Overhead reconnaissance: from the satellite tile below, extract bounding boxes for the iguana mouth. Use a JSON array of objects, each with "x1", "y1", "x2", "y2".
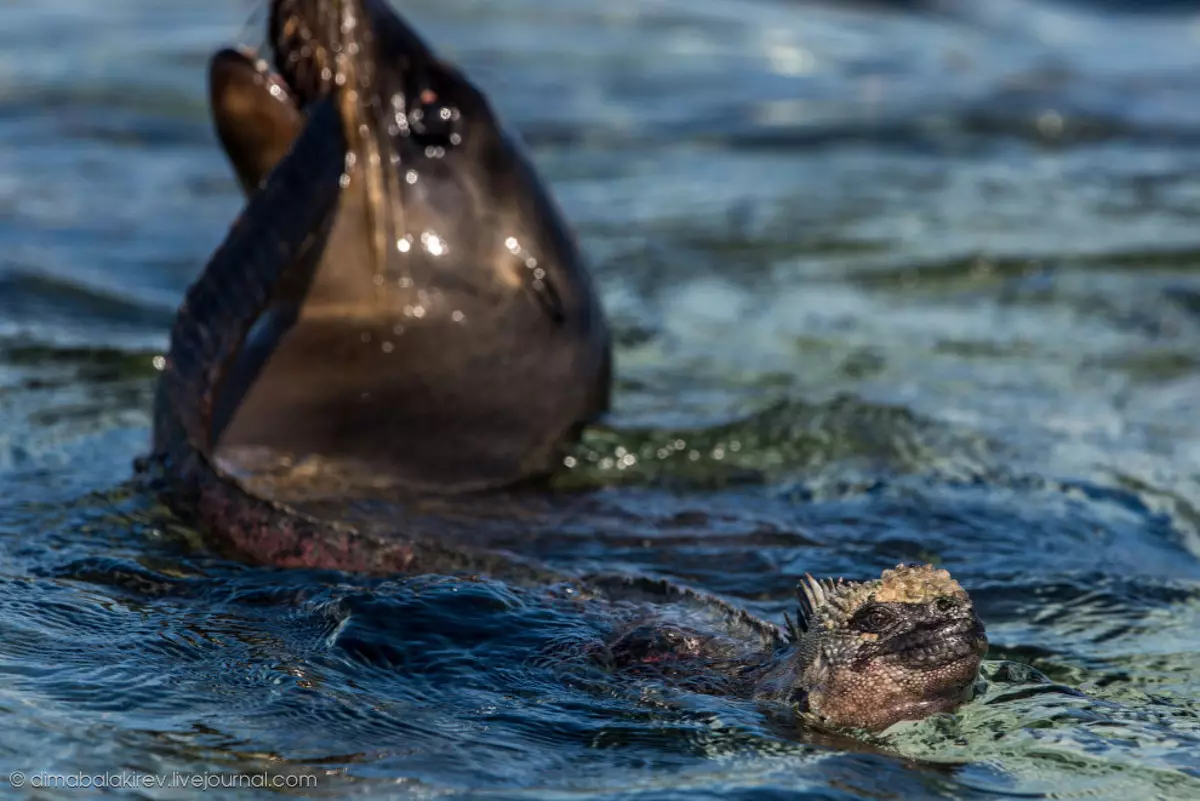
[{"x1": 885, "y1": 616, "x2": 988, "y2": 670}]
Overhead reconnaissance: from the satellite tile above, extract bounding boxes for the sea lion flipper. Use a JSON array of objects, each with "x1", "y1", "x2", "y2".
[{"x1": 209, "y1": 47, "x2": 304, "y2": 195}]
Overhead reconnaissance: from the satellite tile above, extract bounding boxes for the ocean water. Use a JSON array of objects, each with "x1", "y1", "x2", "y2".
[{"x1": 0, "y1": 0, "x2": 1198, "y2": 797}]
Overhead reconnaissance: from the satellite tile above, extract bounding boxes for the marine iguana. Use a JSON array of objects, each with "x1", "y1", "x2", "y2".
[
  {"x1": 589, "y1": 563, "x2": 987, "y2": 732},
  {"x1": 145, "y1": 1, "x2": 988, "y2": 734}
]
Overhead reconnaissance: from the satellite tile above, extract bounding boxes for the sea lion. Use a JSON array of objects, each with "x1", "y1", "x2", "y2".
[
  {"x1": 147, "y1": 0, "x2": 608, "y2": 572},
  {"x1": 205, "y1": 0, "x2": 610, "y2": 496},
  {"x1": 147, "y1": 4, "x2": 991, "y2": 734}
]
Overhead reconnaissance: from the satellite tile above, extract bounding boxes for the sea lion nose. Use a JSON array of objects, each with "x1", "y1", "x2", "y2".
[
  {"x1": 268, "y1": 0, "x2": 338, "y2": 105},
  {"x1": 266, "y1": 0, "x2": 467, "y2": 158},
  {"x1": 267, "y1": 1, "x2": 427, "y2": 97}
]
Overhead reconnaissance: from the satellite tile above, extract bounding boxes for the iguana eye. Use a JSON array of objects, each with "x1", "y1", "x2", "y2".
[
  {"x1": 851, "y1": 604, "x2": 894, "y2": 633},
  {"x1": 933, "y1": 596, "x2": 955, "y2": 614}
]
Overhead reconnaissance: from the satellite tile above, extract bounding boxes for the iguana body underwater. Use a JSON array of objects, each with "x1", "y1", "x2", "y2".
[
  {"x1": 145, "y1": 0, "x2": 988, "y2": 734},
  {"x1": 592, "y1": 563, "x2": 987, "y2": 732}
]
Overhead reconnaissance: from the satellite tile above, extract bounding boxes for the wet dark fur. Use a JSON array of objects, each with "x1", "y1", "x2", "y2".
[
  {"x1": 215, "y1": 0, "x2": 609, "y2": 494},
  {"x1": 149, "y1": 0, "x2": 610, "y2": 570},
  {"x1": 144, "y1": 2, "x2": 986, "y2": 733}
]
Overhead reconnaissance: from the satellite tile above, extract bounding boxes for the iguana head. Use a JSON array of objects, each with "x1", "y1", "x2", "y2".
[{"x1": 774, "y1": 563, "x2": 987, "y2": 732}]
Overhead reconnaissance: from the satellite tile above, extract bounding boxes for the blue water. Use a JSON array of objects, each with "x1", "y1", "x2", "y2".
[{"x1": 1, "y1": 0, "x2": 1199, "y2": 797}]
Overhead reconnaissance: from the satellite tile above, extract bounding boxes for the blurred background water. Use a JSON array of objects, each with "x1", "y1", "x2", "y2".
[{"x1": 1, "y1": 0, "x2": 1199, "y2": 797}]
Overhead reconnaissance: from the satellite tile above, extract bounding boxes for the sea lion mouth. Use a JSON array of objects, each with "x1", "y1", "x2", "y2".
[
  {"x1": 268, "y1": 0, "x2": 371, "y2": 107},
  {"x1": 264, "y1": 0, "x2": 490, "y2": 272},
  {"x1": 267, "y1": 0, "x2": 460, "y2": 130}
]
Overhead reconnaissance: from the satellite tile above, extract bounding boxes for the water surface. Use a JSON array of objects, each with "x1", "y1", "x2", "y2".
[{"x1": 1, "y1": 0, "x2": 1199, "y2": 798}]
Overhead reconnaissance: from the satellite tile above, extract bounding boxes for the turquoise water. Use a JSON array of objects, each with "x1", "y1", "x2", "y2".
[{"x1": 0, "y1": 0, "x2": 1198, "y2": 797}]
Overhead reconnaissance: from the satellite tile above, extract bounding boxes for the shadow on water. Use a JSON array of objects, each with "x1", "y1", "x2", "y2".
[{"x1": 1, "y1": 0, "x2": 1199, "y2": 798}]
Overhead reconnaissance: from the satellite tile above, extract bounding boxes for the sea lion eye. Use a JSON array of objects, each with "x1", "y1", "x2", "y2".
[
  {"x1": 408, "y1": 89, "x2": 461, "y2": 149},
  {"x1": 851, "y1": 604, "x2": 894, "y2": 633}
]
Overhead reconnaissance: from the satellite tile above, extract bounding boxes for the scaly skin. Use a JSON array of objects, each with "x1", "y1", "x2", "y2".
[
  {"x1": 144, "y1": 4, "x2": 987, "y2": 733},
  {"x1": 599, "y1": 564, "x2": 988, "y2": 732}
]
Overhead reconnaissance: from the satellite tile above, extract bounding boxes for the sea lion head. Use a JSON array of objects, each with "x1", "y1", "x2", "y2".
[
  {"x1": 204, "y1": 0, "x2": 610, "y2": 493},
  {"x1": 222, "y1": 0, "x2": 591, "y2": 319}
]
